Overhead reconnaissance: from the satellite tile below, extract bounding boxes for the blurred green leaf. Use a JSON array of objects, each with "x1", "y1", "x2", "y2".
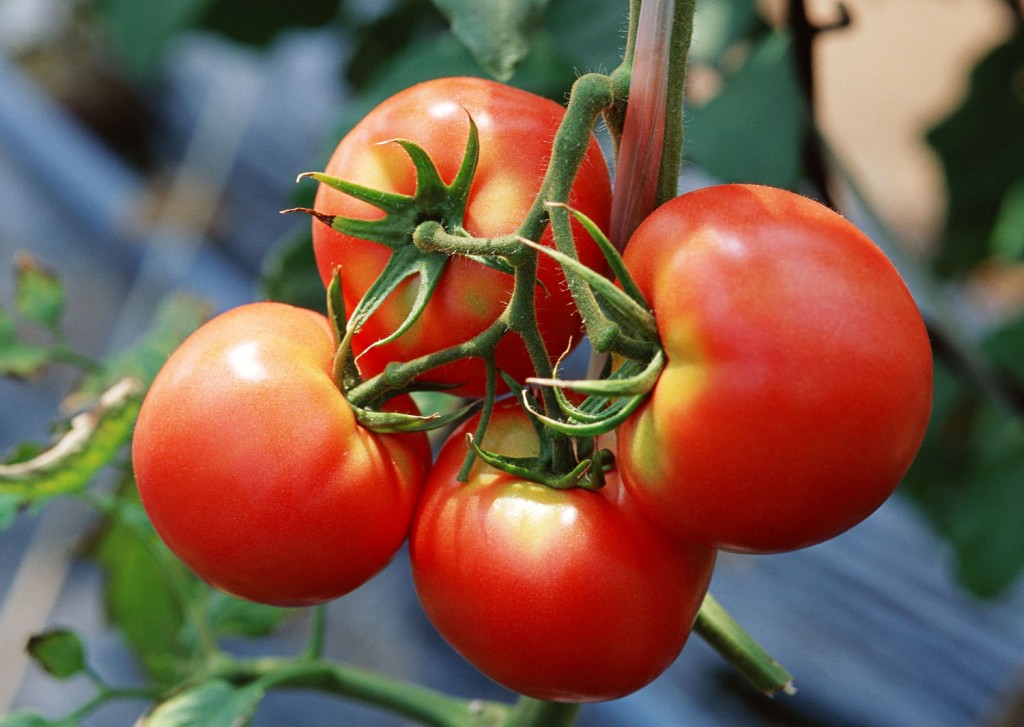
[
  {"x1": 985, "y1": 314, "x2": 1024, "y2": 390},
  {"x1": 991, "y1": 176, "x2": 1024, "y2": 261},
  {"x1": 260, "y1": 228, "x2": 327, "y2": 315},
  {"x1": 431, "y1": 0, "x2": 552, "y2": 81},
  {"x1": 0, "y1": 308, "x2": 51, "y2": 378},
  {"x1": 0, "y1": 492, "x2": 20, "y2": 530},
  {"x1": 92, "y1": 495, "x2": 195, "y2": 686},
  {"x1": 0, "y1": 711, "x2": 75, "y2": 727},
  {"x1": 207, "y1": 592, "x2": 288, "y2": 639},
  {"x1": 15, "y1": 255, "x2": 64, "y2": 335},
  {"x1": 93, "y1": 0, "x2": 215, "y2": 79},
  {"x1": 26, "y1": 630, "x2": 87, "y2": 680},
  {"x1": 198, "y1": 0, "x2": 340, "y2": 46},
  {"x1": 926, "y1": 28, "x2": 1024, "y2": 277},
  {"x1": 343, "y1": 0, "x2": 448, "y2": 91},
  {"x1": 0, "y1": 379, "x2": 141, "y2": 505},
  {"x1": 946, "y1": 451, "x2": 1024, "y2": 597},
  {"x1": 545, "y1": 0, "x2": 627, "y2": 73},
  {"x1": 686, "y1": 32, "x2": 805, "y2": 188},
  {"x1": 690, "y1": 0, "x2": 762, "y2": 63},
  {"x1": 142, "y1": 679, "x2": 264, "y2": 727},
  {"x1": 94, "y1": 0, "x2": 340, "y2": 79},
  {"x1": 904, "y1": 315, "x2": 1024, "y2": 597}
]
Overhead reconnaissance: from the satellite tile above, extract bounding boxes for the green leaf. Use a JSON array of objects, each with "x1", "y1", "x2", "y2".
[
  {"x1": 142, "y1": 679, "x2": 264, "y2": 727},
  {"x1": 431, "y1": 0, "x2": 553, "y2": 81},
  {"x1": 903, "y1": 316, "x2": 1024, "y2": 597},
  {"x1": 197, "y1": 0, "x2": 338, "y2": 46},
  {"x1": 0, "y1": 379, "x2": 141, "y2": 504},
  {"x1": 260, "y1": 228, "x2": 327, "y2": 315},
  {"x1": 545, "y1": 0, "x2": 626, "y2": 73},
  {"x1": 15, "y1": 255, "x2": 64, "y2": 334},
  {"x1": 0, "y1": 491, "x2": 20, "y2": 530},
  {"x1": 93, "y1": 0, "x2": 214, "y2": 79},
  {"x1": 26, "y1": 629, "x2": 87, "y2": 680},
  {"x1": 686, "y1": 31, "x2": 805, "y2": 188},
  {"x1": 0, "y1": 711, "x2": 74, "y2": 727},
  {"x1": 689, "y1": 0, "x2": 762, "y2": 63},
  {"x1": 0, "y1": 309, "x2": 52, "y2": 378},
  {"x1": 946, "y1": 453, "x2": 1024, "y2": 597},
  {"x1": 927, "y1": 29, "x2": 1024, "y2": 277},
  {"x1": 91, "y1": 496, "x2": 195, "y2": 686},
  {"x1": 207, "y1": 592, "x2": 288, "y2": 639},
  {"x1": 991, "y1": 176, "x2": 1024, "y2": 261}
]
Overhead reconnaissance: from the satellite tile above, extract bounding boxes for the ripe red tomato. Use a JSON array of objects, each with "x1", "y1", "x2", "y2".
[
  {"x1": 132, "y1": 302, "x2": 430, "y2": 606},
  {"x1": 409, "y1": 403, "x2": 716, "y2": 702},
  {"x1": 617, "y1": 184, "x2": 933, "y2": 553},
  {"x1": 312, "y1": 76, "x2": 612, "y2": 396}
]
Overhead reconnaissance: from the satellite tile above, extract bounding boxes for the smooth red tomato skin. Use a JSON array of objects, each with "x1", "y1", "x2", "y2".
[
  {"x1": 410, "y1": 404, "x2": 716, "y2": 702},
  {"x1": 312, "y1": 77, "x2": 612, "y2": 395},
  {"x1": 617, "y1": 184, "x2": 933, "y2": 554},
  {"x1": 132, "y1": 302, "x2": 430, "y2": 606}
]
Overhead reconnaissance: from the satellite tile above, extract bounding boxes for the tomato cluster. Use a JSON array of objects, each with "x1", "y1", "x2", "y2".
[{"x1": 131, "y1": 77, "x2": 932, "y2": 703}]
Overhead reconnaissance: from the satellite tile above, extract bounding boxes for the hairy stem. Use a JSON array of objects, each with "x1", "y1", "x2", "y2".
[{"x1": 657, "y1": 0, "x2": 697, "y2": 206}]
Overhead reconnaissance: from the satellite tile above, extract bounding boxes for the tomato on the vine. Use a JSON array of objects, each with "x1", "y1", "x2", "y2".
[
  {"x1": 312, "y1": 76, "x2": 612, "y2": 396},
  {"x1": 132, "y1": 302, "x2": 430, "y2": 606},
  {"x1": 616, "y1": 184, "x2": 933, "y2": 554},
  {"x1": 409, "y1": 403, "x2": 716, "y2": 702}
]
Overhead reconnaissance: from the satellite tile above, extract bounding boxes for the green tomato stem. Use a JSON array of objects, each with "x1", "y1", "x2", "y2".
[
  {"x1": 302, "y1": 605, "x2": 327, "y2": 660},
  {"x1": 414, "y1": 221, "x2": 527, "y2": 263},
  {"x1": 345, "y1": 318, "x2": 508, "y2": 407},
  {"x1": 694, "y1": 594, "x2": 795, "y2": 695},
  {"x1": 212, "y1": 656, "x2": 510, "y2": 727},
  {"x1": 504, "y1": 698, "x2": 581, "y2": 727}
]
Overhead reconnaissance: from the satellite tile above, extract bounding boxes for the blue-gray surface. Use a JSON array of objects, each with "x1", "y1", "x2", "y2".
[{"x1": 2, "y1": 31, "x2": 1023, "y2": 727}]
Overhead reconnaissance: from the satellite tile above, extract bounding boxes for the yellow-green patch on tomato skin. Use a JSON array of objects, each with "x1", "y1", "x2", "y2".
[
  {"x1": 617, "y1": 184, "x2": 933, "y2": 554},
  {"x1": 410, "y1": 403, "x2": 716, "y2": 703},
  {"x1": 132, "y1": 302, "x2": 431, "y2": 606}
]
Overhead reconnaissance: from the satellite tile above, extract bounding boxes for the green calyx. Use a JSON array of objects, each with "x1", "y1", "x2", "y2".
[
  {"x1": 293, "y1": 117, "x2": 484, "y2": 364},
  {"x1": 513, "y1": 203, "x2": 666, "y2": 441}
]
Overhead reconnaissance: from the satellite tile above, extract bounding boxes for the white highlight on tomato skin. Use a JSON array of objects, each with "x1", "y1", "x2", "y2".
[
  {"x1": 427, "y1": 100, "x2": 460, "y2": 120},
  {"x1": 227, "y1": 341, "x2": 268, "y2": 383},
  {"x1": 487, "y1": 488, "x2": 580, "y2": 557}
]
